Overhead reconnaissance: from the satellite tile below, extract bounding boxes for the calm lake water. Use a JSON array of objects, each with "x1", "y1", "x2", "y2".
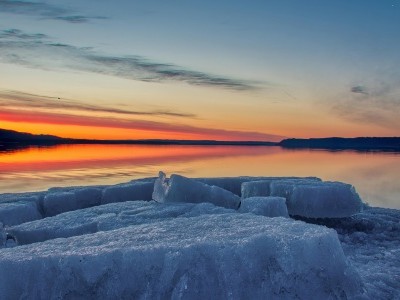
[{"x1": 0, "y1": 144, "x2": 399, "y2": 209}]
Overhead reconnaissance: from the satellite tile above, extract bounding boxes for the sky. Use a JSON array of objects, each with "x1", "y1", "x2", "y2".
[{"x1": 0, "y1": 0, "x2": 399, "y2": 141}]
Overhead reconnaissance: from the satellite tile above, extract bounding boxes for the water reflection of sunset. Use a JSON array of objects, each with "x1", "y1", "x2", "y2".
[
  {"x1": 0, "y1": 145, "x2": 398, "y2": 208},
  {"x1": 0, "y1": 144, "x2": 279, "y2": 173}
]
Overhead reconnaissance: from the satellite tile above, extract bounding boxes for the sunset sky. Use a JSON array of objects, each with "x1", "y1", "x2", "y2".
[{"x1": 1, "y1": 0, "x2": 399, "y2": 141}]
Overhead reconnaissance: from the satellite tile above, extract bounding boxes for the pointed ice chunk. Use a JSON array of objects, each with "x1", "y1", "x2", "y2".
[
  {"x1": 152, "y1": 171, "x2": 168, "y2": 202},
  {"x1": 153, "y1": 172, "x2": 241, "y2": 209}
]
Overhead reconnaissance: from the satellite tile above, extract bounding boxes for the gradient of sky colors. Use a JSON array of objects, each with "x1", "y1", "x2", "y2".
[{"x1": 1, "y1": 0, "x2": 399, "y2": 141}]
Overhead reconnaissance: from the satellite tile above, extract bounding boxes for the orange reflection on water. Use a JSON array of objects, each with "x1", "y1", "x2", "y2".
[
  {"x1": 0, "y1": 144, "x2": 275, "y2": 173},
  {"x1": 0, "y1": 144, "x2": 399, "y2": 208}
]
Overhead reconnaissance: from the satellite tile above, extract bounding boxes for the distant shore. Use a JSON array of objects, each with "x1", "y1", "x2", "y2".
[
  {"x1": 1, "y1": 128, "x2": 400, "y2": 152},
  {"x1": 279, "y1": 137, "x2": 400, "y2": 152}
]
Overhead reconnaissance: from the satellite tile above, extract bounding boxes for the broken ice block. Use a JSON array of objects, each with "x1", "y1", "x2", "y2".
[
  {"x1": 239, "y1": 196, "x2": 289, "y2": 217},
  {"x1": 153, "y1": 172, "x2": 241, "y2": 209}
]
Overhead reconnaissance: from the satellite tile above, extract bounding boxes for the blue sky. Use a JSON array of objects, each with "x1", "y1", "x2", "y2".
[{"x1": 0, "y1": 0, "x2": 399, "y2": 140}]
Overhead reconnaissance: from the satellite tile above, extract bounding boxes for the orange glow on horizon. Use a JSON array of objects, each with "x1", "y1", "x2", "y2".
[
  {"x1": 0, "y1": 121, "x2": 204, "y2": 140},
  {"x1": 0, "y1": 108, "x2": 284, "y2": 141}
]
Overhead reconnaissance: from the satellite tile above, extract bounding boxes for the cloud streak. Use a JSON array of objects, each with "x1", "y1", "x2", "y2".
[
  {"x1": 0, "y1": 108, "x2": 285, "y2": 141},
  {"x1": 331, "y1": 76, "x2": 400, "y2": 129},
  {"x1": 0, "y1": 90, "x2": 196, "y2": 118},
  {"x1": 351, "y1": 85, "x2": 369, "y2": 95},
  {"x1": 0, "y1": 0, "x2": 105, "y2": 23},
  {"x1": 0, "y1": 29, "x2": 257, "y2": 91}
]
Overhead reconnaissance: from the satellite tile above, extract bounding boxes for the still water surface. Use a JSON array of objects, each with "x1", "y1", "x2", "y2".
[{"x1": 0, "y1": 144, "x2": 399, "y2": 208}]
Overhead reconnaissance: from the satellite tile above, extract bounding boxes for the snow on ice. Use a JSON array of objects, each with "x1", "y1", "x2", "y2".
[{"x1": 0, "y1": 172, "x2": 398, "y2": 299}]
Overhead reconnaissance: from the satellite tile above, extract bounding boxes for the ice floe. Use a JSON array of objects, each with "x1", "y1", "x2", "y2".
[
  {"x1": 0, "y1": 172, "x2": 398, "y2": 298},
  {"x1": 0, "y1": 214, "x2": 364, "y2": 299}
]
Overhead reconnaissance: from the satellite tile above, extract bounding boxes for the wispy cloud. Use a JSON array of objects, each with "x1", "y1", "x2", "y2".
[
  {"x1": 350, "y1": 85, "x2": 369, "y2": 95},
  {"x1": 0, "y1": 0, "x2": 105, "y2": 23},
  {"x1": 0, "y1": 108, "x2": 285, "y2": 141},
  {"x1": 0, "y1": 90, "x2": 196, "y2": 118},
  {"x1": 0, "y1": 29, "x2": 257, "y2": 91},
  {"x1": 0, "y1": 28, "x2": 47, "y2": 40},
  {"x1": 331, "y1": 75, "x2": 400, "y2": 129}
]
